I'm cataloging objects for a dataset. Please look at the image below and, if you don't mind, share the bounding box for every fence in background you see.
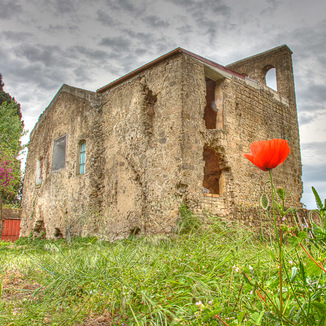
[0,201,22,242]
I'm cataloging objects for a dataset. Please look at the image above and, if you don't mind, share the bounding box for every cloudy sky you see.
[1,0,325,208]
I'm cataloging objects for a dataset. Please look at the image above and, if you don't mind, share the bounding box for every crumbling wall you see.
[225,45,302,210]
[21,57,188,241]
[21,85,101,238]
[179,47,302,222]
[226,45,296,105]
[222,76,302,210]
[99,54,185,240]
[21,46,303,239]
[177,55,207,206]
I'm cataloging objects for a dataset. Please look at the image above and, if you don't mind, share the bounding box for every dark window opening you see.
[203,146,221,195]
[51,135,66,172]
[204,78,217,129]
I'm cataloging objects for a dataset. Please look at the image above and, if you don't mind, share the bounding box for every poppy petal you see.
[267,140,290,169]
[244,139,290,171]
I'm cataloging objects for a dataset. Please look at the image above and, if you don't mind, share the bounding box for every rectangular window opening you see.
[204,78,224,130]
[51,135,67,172]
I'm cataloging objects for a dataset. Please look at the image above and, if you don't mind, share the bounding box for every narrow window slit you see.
[204,78,217,129]
[79,140,86,175]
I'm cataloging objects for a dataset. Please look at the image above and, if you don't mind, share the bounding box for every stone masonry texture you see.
[21,45,304,240]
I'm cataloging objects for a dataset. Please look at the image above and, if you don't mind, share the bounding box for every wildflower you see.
[209,300,213,305]
[195,301,202,306]
[243,139,290,171]
[289,260,293,265]
[233,265,239,272]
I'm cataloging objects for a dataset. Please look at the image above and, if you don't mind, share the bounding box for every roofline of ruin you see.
[226,44,293,68]
[96,47,246,94]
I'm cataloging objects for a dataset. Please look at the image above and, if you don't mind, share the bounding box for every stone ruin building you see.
[20,45,304,240]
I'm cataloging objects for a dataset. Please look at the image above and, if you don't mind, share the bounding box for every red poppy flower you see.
[244,139,290,171]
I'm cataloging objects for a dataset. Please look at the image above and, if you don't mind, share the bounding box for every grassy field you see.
[0,211,325,326]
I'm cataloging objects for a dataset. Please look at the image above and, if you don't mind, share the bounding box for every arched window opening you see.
[265,67,277,91]
[203,146,221,195]
[78,140,86,175]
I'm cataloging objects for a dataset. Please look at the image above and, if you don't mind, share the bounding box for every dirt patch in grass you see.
[1,268,41,302]
[76,311,131,326]
[76,313,113,325]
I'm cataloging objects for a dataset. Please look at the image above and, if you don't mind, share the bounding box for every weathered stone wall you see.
[21,46,303,239]
[227,205,309,235]
[178,54,207,205]
[222,77,302,209]
[21,55,188,240]
[178,46,302,221]
[21,85,101,238]
[99,54,185,240]
[226,45,296,105]
[225,45,302,211]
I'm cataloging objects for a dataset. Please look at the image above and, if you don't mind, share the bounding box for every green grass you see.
[0,216,324,325]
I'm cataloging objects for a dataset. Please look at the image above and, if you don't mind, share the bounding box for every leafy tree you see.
[0,74,23,121]
[0,145,15,193]
[0,74,25,205]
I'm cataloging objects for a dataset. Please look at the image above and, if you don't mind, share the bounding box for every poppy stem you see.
[269,170,283,321]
